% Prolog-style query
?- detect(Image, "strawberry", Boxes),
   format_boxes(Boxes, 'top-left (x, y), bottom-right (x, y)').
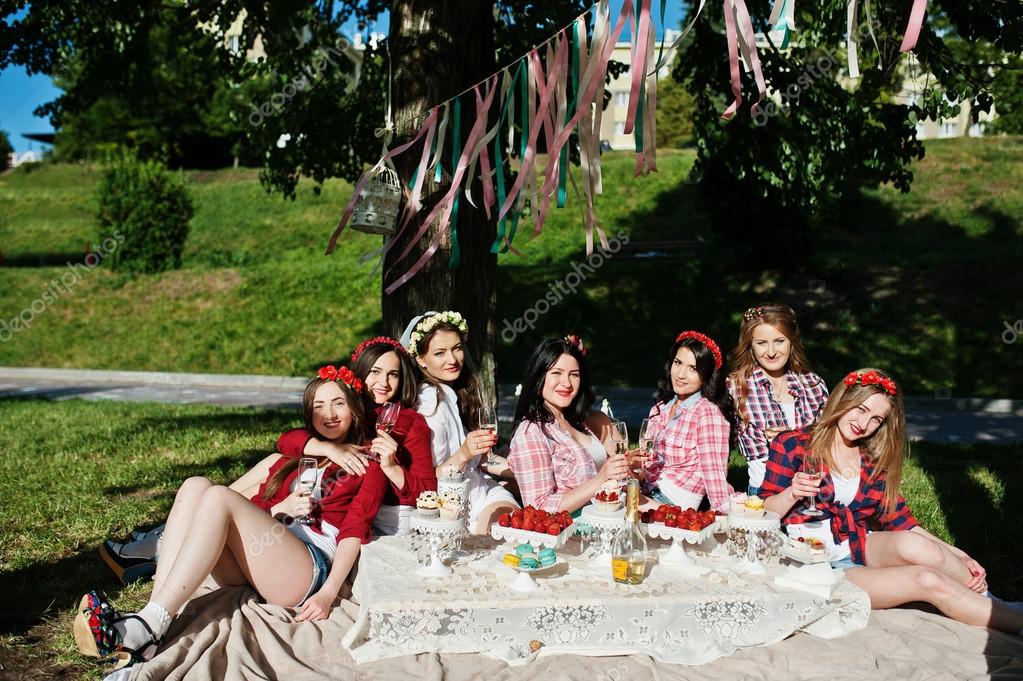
top-left (688, 522), bottom-right (702, 532)
top-left (546, 523), bottom-right (561, 535)
top-left (510, 516), bottom-right (523, 530)
top-left (664, 516), bottom-right (678, 528)
top-left (522, 518), bottom-right (536, 532)
top-left (497, 513), bottom-right (511, 527)
top-left (652, 510), bottom-right (666, 523)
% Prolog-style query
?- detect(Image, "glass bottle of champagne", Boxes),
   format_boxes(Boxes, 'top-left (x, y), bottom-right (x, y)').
top-left (611, 477), bottom-right (647, 584)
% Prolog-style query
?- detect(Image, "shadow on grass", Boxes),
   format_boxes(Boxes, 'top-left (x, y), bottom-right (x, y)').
top-left (912, 442), bottom-right (1022, 600)
top-left (496, 172), bottom-right (1023, 399)
top-left (0, 252), bottom-right (93, 267)
top-left (101, 448), bottom-right (272, 498)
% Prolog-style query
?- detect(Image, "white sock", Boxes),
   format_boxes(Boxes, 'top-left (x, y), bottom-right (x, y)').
top-left (113, 602), bottom-right (171, 659)
top-left (117, 534), bottom-right (161, 560)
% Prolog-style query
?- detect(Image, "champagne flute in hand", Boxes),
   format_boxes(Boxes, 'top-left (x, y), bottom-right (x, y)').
top-left (479, 405), bottom-right (499, 466)
top-left (800, 455), bottom-right (824, 517)
top-left (637, 418), bottom-right (662, 479)
top-left (365, 402), bottom-right (401, 463)
top-left (295, 457), bottom-right (320, 525)
top-left (610, 420), bottom-right (634, 478)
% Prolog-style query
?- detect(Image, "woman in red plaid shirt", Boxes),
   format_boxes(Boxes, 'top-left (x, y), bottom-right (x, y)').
top-left (644, 331), bottom-right (735, 514)
top-left (508, 336), bottom-right (629, 512)
top-left (726, 303), bottom-right (828, 497)
top-left (762, 369), bottom-right (1023, 634)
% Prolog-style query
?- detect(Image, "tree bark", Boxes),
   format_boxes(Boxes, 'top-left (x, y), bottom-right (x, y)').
top-left (384, 0), bottom-right (499, 403)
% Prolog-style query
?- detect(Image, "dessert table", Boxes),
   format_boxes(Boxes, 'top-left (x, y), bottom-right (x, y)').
top-left (341, 533), bottom-right (870, 666)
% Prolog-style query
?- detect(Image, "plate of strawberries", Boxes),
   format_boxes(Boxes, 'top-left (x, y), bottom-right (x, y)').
top-left (491, 505), bottom-right (576, 549)
top-left (641, 505), bottom-right (721, 543)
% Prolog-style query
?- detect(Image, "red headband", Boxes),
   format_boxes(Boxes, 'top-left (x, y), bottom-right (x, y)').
top-left (674, 331), bottom-right (723, 369)
top-left (317, 365), bottom-right (364, 393)
top-left (350, 336), bottom-right (407, 363)
top-left (843, 370), bottom-right (897, 396)
top-left (564, 334), bottom-right (588, 357)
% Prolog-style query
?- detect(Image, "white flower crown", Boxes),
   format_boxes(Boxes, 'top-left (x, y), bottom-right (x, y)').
top-left (407, 311), bottom-right (468, 357)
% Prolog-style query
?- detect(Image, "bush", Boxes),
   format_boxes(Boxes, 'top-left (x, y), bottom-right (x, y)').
top-left (97, 151), bottom-right (193, 273)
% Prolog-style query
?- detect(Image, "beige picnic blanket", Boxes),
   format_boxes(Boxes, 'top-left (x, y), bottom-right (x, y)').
top-left (127, 583), bottom-right (1023, 681)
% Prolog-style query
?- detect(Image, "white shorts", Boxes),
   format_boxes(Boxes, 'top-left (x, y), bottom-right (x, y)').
top-left (468, 479), bottom-right (519, 524)
top-left (654, 476), bottom-right (704, 510)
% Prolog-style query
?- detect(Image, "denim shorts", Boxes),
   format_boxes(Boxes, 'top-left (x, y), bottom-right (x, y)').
top-left (747, 485), bottom-right (761, 497)
top-left (829, 556), bottom-right (863, 572)
top-left (295, 542), bottom-right (331, 607)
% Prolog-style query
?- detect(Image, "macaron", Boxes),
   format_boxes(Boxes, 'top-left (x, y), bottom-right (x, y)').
top-left (514, 543), bottom-right (533, 557)
top-left (502, 553), bottom-right (521, 567)
top-left (538, 547), bottom-right (556, 567)
top-left (519, 557), bottom-right (540, 570)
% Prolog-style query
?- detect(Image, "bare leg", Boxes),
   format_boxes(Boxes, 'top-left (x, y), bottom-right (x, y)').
top-left (150, 485), bottom-right (312, 616)
top-left (473, 500), bottom-right (520, 535)
top-left (845, 565), bottom-right (1023, 633)
top-left (865, 531), bottom-right (974, 585)
top-left (152, 477), bottom-right (215, 592)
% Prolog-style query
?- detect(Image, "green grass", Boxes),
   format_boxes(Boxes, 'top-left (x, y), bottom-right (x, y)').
top-left (1, 139), bottom-right (1022, 396)
top-left (0, 397), bottom-right (1019, 678)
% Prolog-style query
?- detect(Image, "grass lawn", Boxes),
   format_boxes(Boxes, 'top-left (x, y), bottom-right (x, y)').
top-left (1, 139), bottom-right (1021, 397)
top-left (1, 397), bottom-right (1020, 679)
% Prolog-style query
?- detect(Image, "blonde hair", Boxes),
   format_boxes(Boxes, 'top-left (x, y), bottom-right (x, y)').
top-left (727, 302), bottom-right (820, 428)
top-left (809, 368), bottom-right (906, 512)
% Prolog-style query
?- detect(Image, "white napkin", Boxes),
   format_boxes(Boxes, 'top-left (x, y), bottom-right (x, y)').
top-left (774, 562), bottom-right (840, 598)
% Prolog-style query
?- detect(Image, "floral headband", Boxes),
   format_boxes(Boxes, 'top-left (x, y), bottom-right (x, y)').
top-left (743, 306), bottom-right (766, 322)
top-left (675, 330), bottom-right (723, 369)
top-left (564, 334), bottom-right (588, 357)
top-left (317, 365), bottom-right (364, 392)
top-left (843, 370), bottom-right (897, 396)
top-left (406, 311), bottom-right (468, 357)
top-left (350, 336), bottom-right (407, 363)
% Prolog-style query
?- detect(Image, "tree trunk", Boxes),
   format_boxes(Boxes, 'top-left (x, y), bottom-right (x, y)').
top-left (384, 0), bottom-right (499, 404)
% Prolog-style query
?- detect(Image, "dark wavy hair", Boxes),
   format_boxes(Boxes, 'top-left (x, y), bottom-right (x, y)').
top-left (413, 321), bottom-right (483, 430)
top-left (351, 340), bottom-right (420, 410)
top-left (655, 336), bottom-right (733, 422)
top-left (513, 338), bottom-right (596, 437)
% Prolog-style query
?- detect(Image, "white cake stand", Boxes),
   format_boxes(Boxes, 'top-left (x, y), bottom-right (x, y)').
top-left (643, 520), bottom-right (720, 576)
top-left (579, 505), bottom-right (627, 571)
top-left (506, 557), bottom-right (560, 593)
top-left (728, 511), bottom-right (781, 575)
top-left (409, 512), bottom-right (464, 577)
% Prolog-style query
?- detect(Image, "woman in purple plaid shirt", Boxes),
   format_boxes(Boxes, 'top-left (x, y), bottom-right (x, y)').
top-left (726, 303), bottom-right (828, 497)
top-left (762, 369), bottom-right (1023, 635)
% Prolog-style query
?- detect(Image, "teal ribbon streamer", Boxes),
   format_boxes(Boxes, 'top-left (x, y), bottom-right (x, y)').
top-left (448, 98), bottom-right (462, 268)
top-left (502, 61), bottom-right (530, 252)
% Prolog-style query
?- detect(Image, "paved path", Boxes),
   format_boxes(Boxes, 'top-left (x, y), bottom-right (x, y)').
top-left (2, 368), bottom-right (1022, 444)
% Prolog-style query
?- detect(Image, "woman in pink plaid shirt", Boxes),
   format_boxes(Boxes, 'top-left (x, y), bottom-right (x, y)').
top-left (508, 335), bottom-right (630, 512)
top-left (645, 331), bottom-right (735, 514)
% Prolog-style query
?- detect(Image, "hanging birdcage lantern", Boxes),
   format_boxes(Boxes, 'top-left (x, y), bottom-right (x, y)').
top-left (350, 166), bottom-right (402, 235)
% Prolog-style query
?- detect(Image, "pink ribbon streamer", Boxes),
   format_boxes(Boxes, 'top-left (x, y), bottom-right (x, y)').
top-left (325, 107), bottom-right (439, 255)
top-left (899, 0), bottom-right (928, 53)
top-left (624, 0), bottom-right (653, 135)
top-left (721, 0), bottom-right (766, 120)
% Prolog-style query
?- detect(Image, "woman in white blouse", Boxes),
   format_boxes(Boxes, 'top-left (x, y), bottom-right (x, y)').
top-left (400, 311), bottom-right (519, 533)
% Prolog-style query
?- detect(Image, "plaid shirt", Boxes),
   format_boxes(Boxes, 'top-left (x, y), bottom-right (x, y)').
top-left (647, 397), bottom-right (733, 513)
top-left (508, 419), bottom-right (599, 512)
top-left (760, 429), bottom-right (918, 565)
top-left (728, 368), bottom-right (829, 463)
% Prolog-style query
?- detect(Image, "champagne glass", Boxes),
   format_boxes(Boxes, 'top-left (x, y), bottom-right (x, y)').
top-left (609, 419), bottom-right (631, 478)
top-left (377, 402), bottom-right (401, 434)
top-left (479, 404), bottom-right (499, 466)
top-left (800, 455), bottom-right (824, 517)
top-left (295, 457), bottom-right (320, 525)
top-left (637, 418), bottom-right (663, 479)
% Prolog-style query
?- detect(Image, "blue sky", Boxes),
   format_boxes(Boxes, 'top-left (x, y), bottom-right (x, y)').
top-left (0, 1), bottom-right (687, 153)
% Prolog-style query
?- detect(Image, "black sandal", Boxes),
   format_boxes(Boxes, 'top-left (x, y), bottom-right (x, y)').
top-left (73, 591), bottom-right (163, 669)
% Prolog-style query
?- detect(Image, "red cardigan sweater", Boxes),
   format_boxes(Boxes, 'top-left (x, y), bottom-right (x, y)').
top-left (249, 456), bottom-right (386, 544)
top-left (275, 406), bottom-right (437, 507)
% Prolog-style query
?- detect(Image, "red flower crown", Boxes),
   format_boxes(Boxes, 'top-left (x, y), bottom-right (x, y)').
top-left (843, 370), bottom-right (897, 396)
top-left (350, 336), bottom-right (407, 363)
top-left (675, 330), bottom-right (723, 369)
top-left (564, 334), bottom-right (588, 357)
top-left (317, 365), bottom-right (364, 393)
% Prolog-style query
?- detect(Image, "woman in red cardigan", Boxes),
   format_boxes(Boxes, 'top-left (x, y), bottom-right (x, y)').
top-left (74, 369), bottom-right (387, 669)
top-left (276, 336), bottom-right (437, 535)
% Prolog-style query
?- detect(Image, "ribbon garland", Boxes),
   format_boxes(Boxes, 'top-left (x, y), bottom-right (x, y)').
top-left (330, 0), bottom-right (928, 293)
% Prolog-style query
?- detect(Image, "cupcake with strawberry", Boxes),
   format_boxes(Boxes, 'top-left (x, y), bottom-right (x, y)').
top-left (590, 479), bottom-right (623, 512)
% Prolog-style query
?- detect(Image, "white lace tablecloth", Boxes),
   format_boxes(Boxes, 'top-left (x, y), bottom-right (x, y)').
top-left (341, 534), bottom-right (870, 665)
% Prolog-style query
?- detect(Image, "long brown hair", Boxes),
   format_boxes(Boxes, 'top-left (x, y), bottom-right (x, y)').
top-left (414, 321), bottom-right (483, 430)
top-left (727, 302), bottom-right (821, 427)
top-left (263, 377), bottom-right (367, 500)
top-left (351, 340), bottom-right (420, 410)
top-left (809, 368), bottom-right (906, 512)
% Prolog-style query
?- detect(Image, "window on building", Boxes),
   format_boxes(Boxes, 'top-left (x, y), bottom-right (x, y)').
top-left (615, 91), bottom-right (629, 107)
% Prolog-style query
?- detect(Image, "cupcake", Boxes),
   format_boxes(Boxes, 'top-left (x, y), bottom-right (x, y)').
top-left (591, 479), bottom-right (623, 512)
top-left (730, 492), bottom-right (748, 515)
top-left (538, 547), bottom-right (557, 567)
top-left (416, 490), bottom-right (440, 518)
top-left (438, 488), bottom-right (462, 520)
top-left (743, 496), bottom-right (765, 518)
